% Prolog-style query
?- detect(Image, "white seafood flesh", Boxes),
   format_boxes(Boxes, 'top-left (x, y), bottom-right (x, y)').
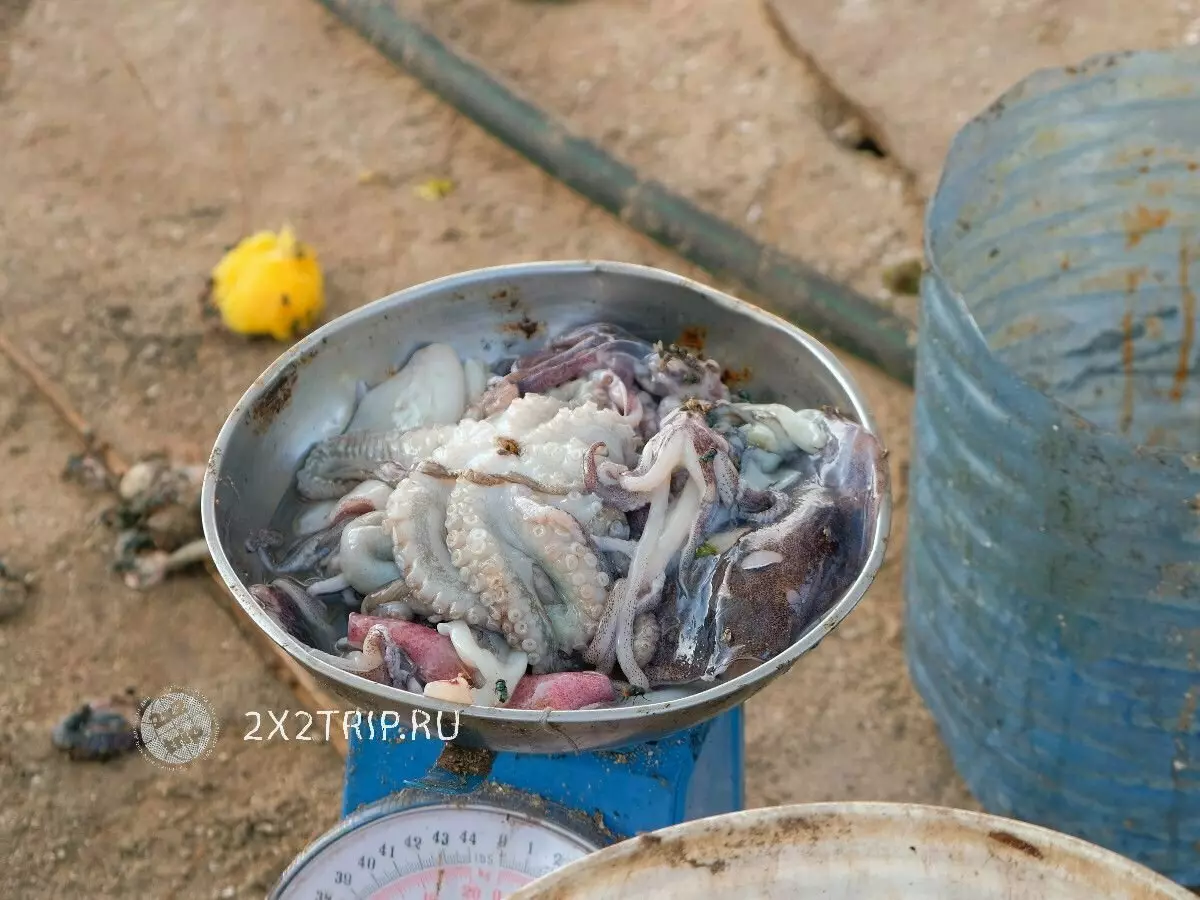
top-left (437, 620), bottom-right (528, 706)
top-left (731, 403), bottom-right (829, 455)
top-left (348, 343), bottom-right (469, 433)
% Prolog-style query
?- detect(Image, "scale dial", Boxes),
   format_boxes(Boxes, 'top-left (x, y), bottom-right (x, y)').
top-left (271, 795), bottom-right (602, 900)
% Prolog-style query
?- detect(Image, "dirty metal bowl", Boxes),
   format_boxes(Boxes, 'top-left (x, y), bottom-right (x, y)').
top-left (201, 261), bottom-right (891, 753)
top-left (507, 802), bottom-right (1197, 899)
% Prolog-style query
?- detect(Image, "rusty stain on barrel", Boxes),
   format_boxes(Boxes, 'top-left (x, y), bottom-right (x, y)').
top-left (1121, 268), bottom-right (1143, 434)
top-left (1124, 206), bottom-right (1171, 248)
top-left (1171, 235), bottom-right (1195, 402)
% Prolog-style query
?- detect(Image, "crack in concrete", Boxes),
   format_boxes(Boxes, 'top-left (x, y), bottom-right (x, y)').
top-left (760, 0), bottom-right (925, 214)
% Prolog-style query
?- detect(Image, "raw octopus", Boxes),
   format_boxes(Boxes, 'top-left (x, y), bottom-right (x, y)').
top-left (247, 322), bottom-right (885, 709)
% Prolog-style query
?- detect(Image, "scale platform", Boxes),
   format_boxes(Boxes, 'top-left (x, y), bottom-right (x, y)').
top-left (270, 706), bottom-right (744, 898)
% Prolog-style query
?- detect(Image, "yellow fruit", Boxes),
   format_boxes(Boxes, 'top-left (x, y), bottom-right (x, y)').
top-left (209, 225), bottom-right (324, 341)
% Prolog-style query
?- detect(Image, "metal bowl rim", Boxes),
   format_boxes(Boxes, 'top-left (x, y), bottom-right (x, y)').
top-left (201, 259), bottom-right (893, 727)
top-left (509, 801), bottom-right (1194, 897)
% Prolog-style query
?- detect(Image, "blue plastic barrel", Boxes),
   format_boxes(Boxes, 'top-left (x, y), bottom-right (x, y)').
top-left (907, 49), bottom-right (1200, 883)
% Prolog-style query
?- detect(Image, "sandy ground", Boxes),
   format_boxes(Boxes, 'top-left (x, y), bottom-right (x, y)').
top-left (0, 0), bottom-right (969, 896)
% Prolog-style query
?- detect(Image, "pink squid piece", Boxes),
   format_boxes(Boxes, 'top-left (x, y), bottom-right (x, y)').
top-left (507, 671), bottom-right (616, 710)
top-left (347, 615), bottom-right (469, 683)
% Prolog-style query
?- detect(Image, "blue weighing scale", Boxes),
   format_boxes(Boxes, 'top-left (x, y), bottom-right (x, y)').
top-left (269, 708), bottom-right (743, 898)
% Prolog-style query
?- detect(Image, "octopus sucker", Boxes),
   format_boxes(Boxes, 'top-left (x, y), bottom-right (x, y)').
top-left (507, 493), bottom-right (609, 645)
top-left (444, 480), bottom-right (572, 672)
top-left (387, 474), bottom-right (492, 626)
top-left (252, 322), bottom-right (885, 709)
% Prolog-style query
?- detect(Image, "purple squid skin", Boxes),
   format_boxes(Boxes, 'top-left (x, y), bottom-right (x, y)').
top-left (249, 578), bottom-right (342, 654)
top-left (645, 412), bottom-right (888, 686)
top-left (504, 322), bottom-right (729, 410)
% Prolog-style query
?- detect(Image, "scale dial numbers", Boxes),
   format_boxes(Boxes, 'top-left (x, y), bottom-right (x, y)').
top-left (272, 803), bottom-right (597, 900)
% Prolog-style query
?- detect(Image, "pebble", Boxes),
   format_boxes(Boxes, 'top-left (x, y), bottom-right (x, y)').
top-left (119, 460), bottom-right (161, 502)
top-left (217, 886), bottom-right (236, 898)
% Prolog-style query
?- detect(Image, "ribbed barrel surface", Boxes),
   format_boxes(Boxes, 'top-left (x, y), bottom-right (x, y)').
top-left (907, 49), bottom-right (1200, 883)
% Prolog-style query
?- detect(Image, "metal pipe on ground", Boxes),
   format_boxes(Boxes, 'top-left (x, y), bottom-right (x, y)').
top-left (313, 0), bottom-right (917, 386)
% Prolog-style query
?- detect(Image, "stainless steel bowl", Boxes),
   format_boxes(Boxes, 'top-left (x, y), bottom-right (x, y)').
top-left (201, 261), bottom-right (892, 753)
top-left (507, 803), bottom-right (1195, 899)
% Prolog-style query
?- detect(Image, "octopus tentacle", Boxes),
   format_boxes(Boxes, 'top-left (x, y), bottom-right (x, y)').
top-left (507, 492), bottom-right (610, 651)
top-left (512, 340), bottom-right (652, 394)
top-left (488, 439), bottom-right (594, 492)
top-left (584, 406), bottom-right (744, 688)
top-left (465, 379), bottom-right (519, 420)
top-left (327, 479), bottom-right (393, 526)
top-left (297, 425), bottom-right (455, 499)
top-left (585, 476), bottom-right (673, 680)
top-left (631, 612), bottom-right (660, 669)
top-left (678, 447), bottom-right (738, 571)
top-left (387, 473), bottom-right (495, 628)
top-left (250, 520), bottom-right (346, 575)
top-left (540, 490), bottom-right (629, 540)
top-left (338, 510), bottom-right (404, 595)
top-left (584, 442), bottom-right (649, 512)
top-left (521, 403), bottom-right (639, 466)
top-left (444, 480), bottom-right (563, 672)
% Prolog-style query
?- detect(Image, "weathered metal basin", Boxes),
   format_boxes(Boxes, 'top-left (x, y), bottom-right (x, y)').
top-left (508, 802), bottom-right (1195, 899)
top-left (201, 261), bottom-right (891, 754)
top-left (907, 49), bottom-right (1200, 882)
